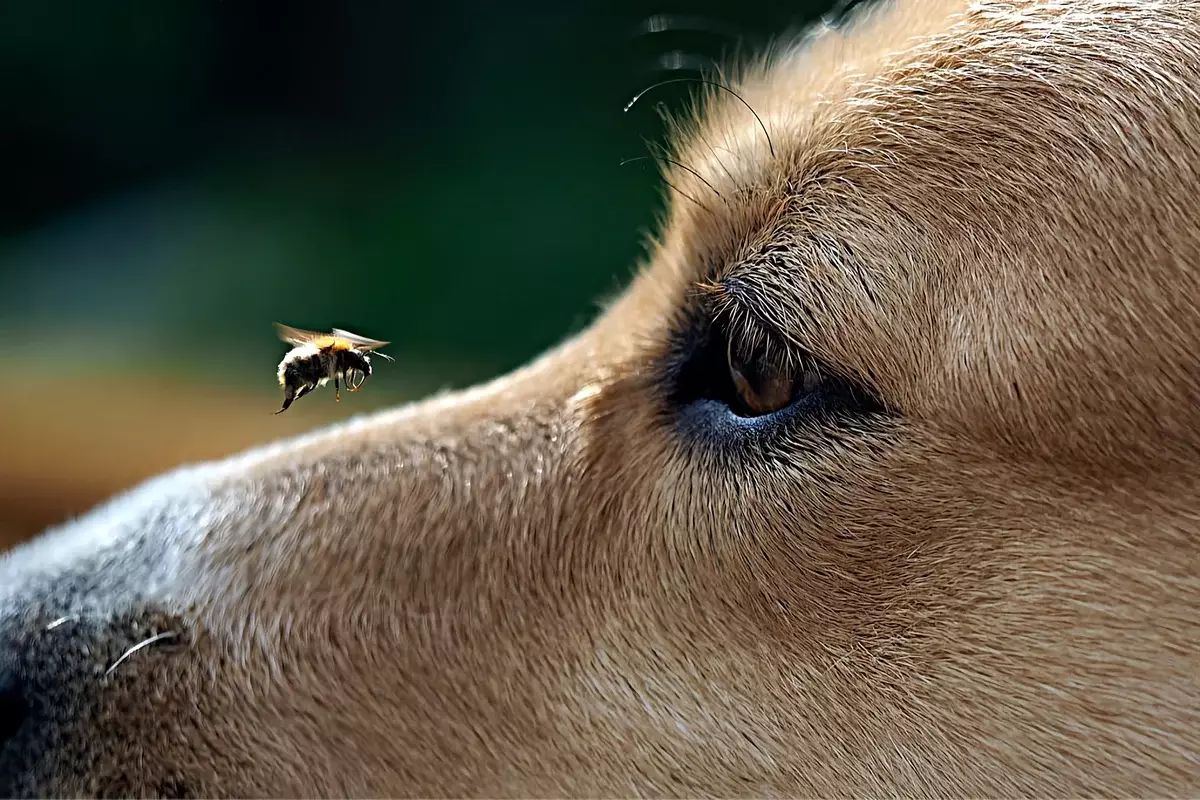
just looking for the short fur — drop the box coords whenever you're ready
[2,0,1199,795]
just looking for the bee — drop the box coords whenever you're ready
[273,322,394,414]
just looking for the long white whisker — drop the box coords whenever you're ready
[104,632,178,680]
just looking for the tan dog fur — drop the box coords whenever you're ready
[1,0,1199,795]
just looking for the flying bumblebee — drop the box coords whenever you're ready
[273,323,394,414]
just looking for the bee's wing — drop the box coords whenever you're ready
[330,328,391,352]
[274,322,335,347]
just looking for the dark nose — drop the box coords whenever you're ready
[0,670,28,749]
[0,657,31,791]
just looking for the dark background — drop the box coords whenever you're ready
[0,0,837,541]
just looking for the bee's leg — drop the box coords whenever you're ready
[334,375,341,402]
[276,382,316,414]
[275,386,297,415]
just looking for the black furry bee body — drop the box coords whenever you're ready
[273,323,393,414]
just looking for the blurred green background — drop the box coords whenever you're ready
[0,0,838,542]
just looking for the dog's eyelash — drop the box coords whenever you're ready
[698,277,883,402]
[725,312,803,374]
[700,282,814,380]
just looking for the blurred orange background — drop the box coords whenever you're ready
[0,375,403,550]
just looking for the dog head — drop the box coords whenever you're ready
[2,0,1199,795]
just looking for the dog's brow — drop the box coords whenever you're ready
[704,272,794,341]
[706,228,884,360]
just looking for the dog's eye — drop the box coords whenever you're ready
[727,337,821,417]
[668,314,884,429]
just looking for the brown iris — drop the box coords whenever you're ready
[726,337,824,417]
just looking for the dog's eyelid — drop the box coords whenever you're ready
[704,272,882,395]
[700,272,811,349]
[717,298,814,381]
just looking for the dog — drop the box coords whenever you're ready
[2,0,1199,795]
